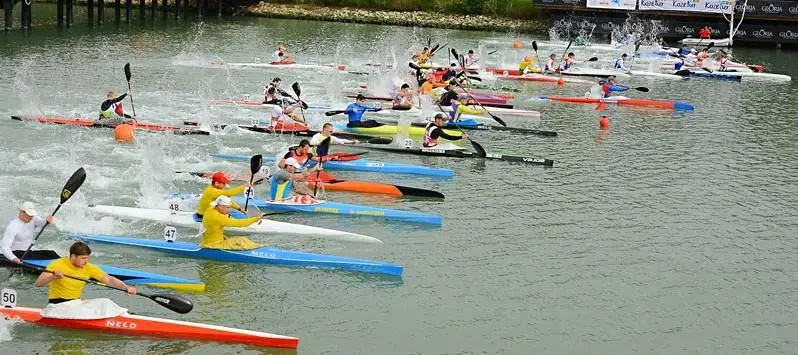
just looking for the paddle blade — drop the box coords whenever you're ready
[587,57,598,62]
[147,293,194,314]
[408,62,421,70]
[532,40,538,52]
[470,140,487,157]
[325,110,346,116]
[489,113,507,127]
[707,42,715,50]
[250,154,263,175]
[316,137,331,157]
[61,167,87,204]
[124,63,131,82]
[674,69,690,76]
[451,48,459,59]
[291,82,301,98]
[488,50,498,55]
[367,137,393,145]
[634,87,650,92]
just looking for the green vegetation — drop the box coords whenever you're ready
[264,0,539,18]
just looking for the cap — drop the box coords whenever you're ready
[19,201,37,216]
[210,195,233,207]
[211,172,231,185]
[284,158,302,169]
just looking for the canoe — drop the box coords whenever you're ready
[538,95,694,111]
[6,258,205,293]
[11,116,209,135]
[182,171,445,198]
[357,144,554,166]
[77,234,404,277]
[0,306,298,349]
[212,153,454,177]
[234,196,442,225]
[333,122,461,138]
[87,204,382,244]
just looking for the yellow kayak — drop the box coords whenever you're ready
[333,122,460,138]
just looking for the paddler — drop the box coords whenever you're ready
[559,52,575,72]
[598,76,629,98]
[0,202,55,265]
[613,53,630,71]
[464,50,479,68]
[678,44,691,57]
[447,98,484,121]
[271,157,320,199]
[437,82,460,107]
[272,43,293,64]
[424,113,467,148]
[200,196,264,250]
[195,172,251,219]
[310,123,359,146]
[412,47,431,65]
[519,56,541,74]
[441,62,458,82]
[393,83,414,110]
[34,241,136,304]
[98,89,133,123]
[673,56,686,71]
[345,94,382,128]
[271,101,305,126]
[543,53,558,73]
[262,77,283,105]
[696,48,710,65]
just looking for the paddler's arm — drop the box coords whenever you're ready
[101,273,137,295]
[1,228,20,263]
[610,85,630,93]
[35,269,63,286]
[432,128,465,141]
[216,185,248,211]
[223,214,262,227]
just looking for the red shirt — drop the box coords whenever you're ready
[699,28,710,39]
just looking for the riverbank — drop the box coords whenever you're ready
[244,3,548,33]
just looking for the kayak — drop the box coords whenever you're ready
[213,59,344,72]
[182,171,445,198]
[77,234,404,277]
[560,68,630,79]
[489,72,594,85]
[439,104,540,117]
[538,96,695,111]
[627,70,687,80]
[233,195,442,225]
[679,37,730,47]
[377,118,557,137]
[333,122,461,138]
[87,205,381,244]
[11,116,210,135]
[357,144,554,166]
[212,153,455,177]
[6,258,205,293]
[350,93,508,106]
[682,70,791,82]
[184,121,386,142]
[214,98,330,110]
[0,306,299,349]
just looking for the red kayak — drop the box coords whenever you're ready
[12,115,209,135]
[183,169,444,198]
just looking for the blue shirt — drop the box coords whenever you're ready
[674,61,685,71]
[344,102,381,122]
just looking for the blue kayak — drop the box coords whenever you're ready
[212,153,453,177]
[20,258,205,293]
[684,70,742,81]
[76,234,403,277]
[232,196,442,225]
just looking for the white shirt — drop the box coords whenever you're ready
[271,106,284,121]
[2,216,45,261]
[272,50,283,62]
[310,132,352,146]
[464,54,479,68]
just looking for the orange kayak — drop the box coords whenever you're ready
[11,115,209,135]
[0,306,298,349]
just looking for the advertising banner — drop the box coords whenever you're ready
[638,0,734,14]
[586,0,637,10]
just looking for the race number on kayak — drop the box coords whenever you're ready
[1,288,18,308]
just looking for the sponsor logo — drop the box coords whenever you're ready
[523,158,547,163]
[736,3,755,12]
[761,4,783,13]
[61,189,72,199]
[154,297,171,304]
[250,250,278,258]
[790,6,798,14]
[639,0,665,6]
[726,29,746,37]
[601,22,616,31]
[779,30,798,39]
[675,25,695,34]
[752,29,773,38]
[652,23,670,33]
[704,2,731,11]
[672,0,697,9]
[106,320,137,329]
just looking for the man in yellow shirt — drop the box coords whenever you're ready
[34,242,136,304]
[201,196,264,250]
[195,172,252,218]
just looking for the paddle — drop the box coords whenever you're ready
[431,42,447,56]
[291,82,307,123]
[313,137,331,196]
[557,38,574,73]
[436,103,486,157]
[532,41,544,73]
[488,50,498,55]
[19,263,193,314]
[632,87,650,92]
[278,89,308,109]
[674,69,691,76]
[243,154,262,213]
[450,49,507,127]
[325,110,346,116]
[18,168,87,262]
[123,63,137,120]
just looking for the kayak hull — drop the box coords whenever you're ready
[235,197,442,225]
[212,153,454,177]
[77,234,403,277]
[0,306,299,349]
[359,145,555,166]
[87,205,381,244]
[539,96,694,111]
[333,122,460,138]
[11,116,208,135]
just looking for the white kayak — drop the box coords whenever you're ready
[679,38,731,47]
[627,70,688,80]
[212,60,343,71]
[440,105,540,117]
[87,205,382,244]
[560,68,630,79]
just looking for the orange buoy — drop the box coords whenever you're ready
[557,78,565,86]
[114,124,135,143]
[337,65,346,71]
[599,116,609,129]
[512,40,523,49]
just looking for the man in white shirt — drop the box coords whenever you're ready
[2,202,55,264]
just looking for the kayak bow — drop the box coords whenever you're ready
[538,96,694,111]
[212,153,454,177]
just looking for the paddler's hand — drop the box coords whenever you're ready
[461,133,469,140]
[352,140,360,145]
[257,213,265,220]
[46,215,54,224]
[244,182,252,188]
[12,258,21,264]
[53,270,64,279]
[125,286,137,296]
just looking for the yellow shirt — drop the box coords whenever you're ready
[200,207,260,248]
[45,257,106,300]
[196,184,245,214]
